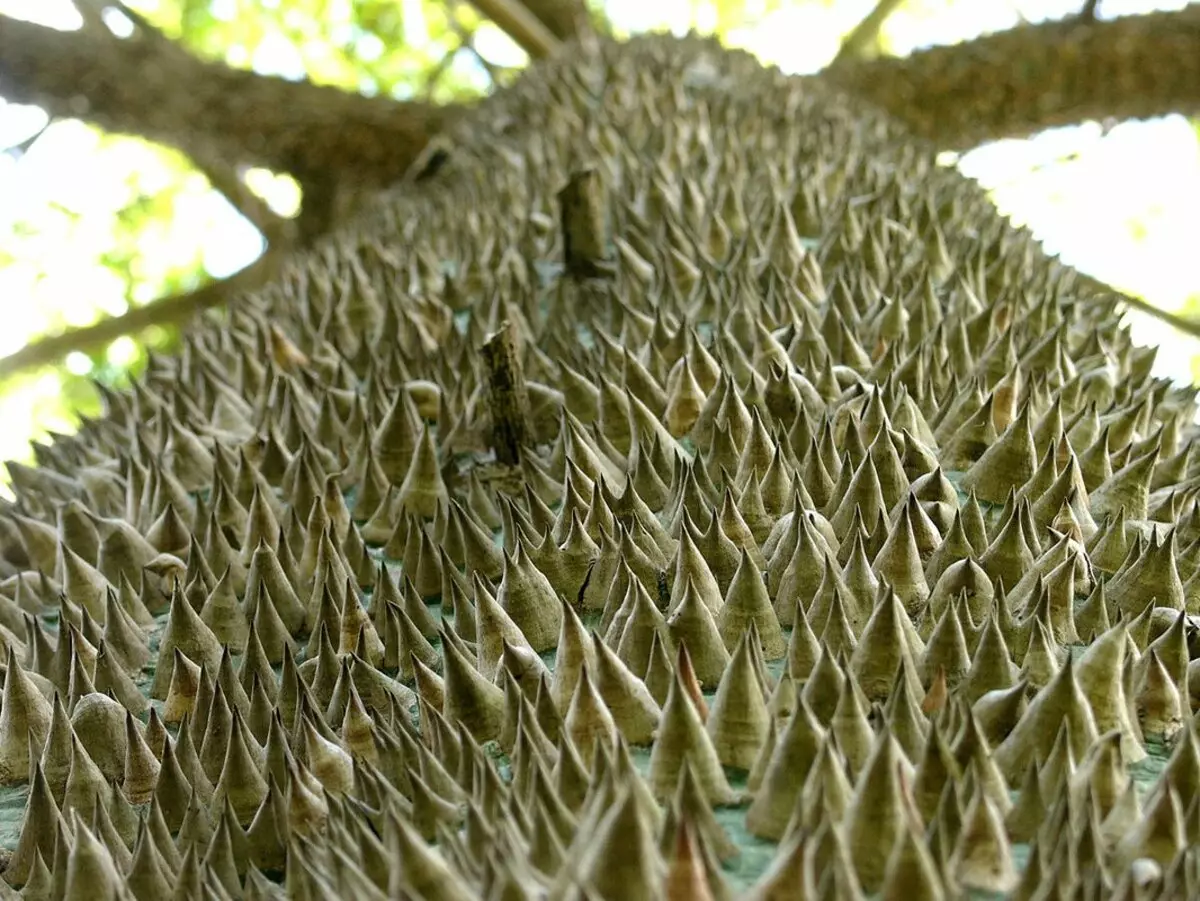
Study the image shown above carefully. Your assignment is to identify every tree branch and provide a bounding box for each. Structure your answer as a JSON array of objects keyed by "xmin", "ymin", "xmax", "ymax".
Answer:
[
  {"xmin": 72, "ymin": 0, "xmax": 108, "ymax": 31},
  {"xmin": 0, "ymin": 13, "xmax": 458, "ymax": 190},
  {"xmin": 1094, "ymin": 293, "xmax": 1200, "ymax": 342},
  {"xmin": 0, "ymin": 251, "xmax": 283, "ymax": 381},
  {"xmin": 81, "ymin": 0, "xmax": 160, "ymax": 36},
  {"xmin": 466, "ymin": 0, "xmax": 561, "ymax": 59},
  {"xmin": 831, "ymin": 0, "xmax": 906, "ymax": 66},
  {"xmin": 820, "ymin": 3, "xmax": 1200, "ymax": 149},
  {"xmin": 520, "ymin": 0, "xmax": 591, "ymax": 42}
]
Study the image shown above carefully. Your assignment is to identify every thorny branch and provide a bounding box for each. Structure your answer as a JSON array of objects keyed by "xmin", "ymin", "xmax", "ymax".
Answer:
[
  {"xmin": 422, "ymin": 27, "xmax": 476, "ymax": 99},
  {"xmin": 1100, "ymin": 294, "xmax": 1200, "ymax": 343}
]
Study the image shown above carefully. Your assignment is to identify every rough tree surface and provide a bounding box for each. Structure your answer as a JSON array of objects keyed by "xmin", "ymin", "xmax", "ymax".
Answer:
[{"xmin": 0, "ymin": 32, "xmax": 1197, "ymax": 901}]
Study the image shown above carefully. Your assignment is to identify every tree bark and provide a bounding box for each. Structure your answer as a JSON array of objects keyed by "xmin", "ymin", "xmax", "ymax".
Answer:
[
  {"xmin": 820, "ymin": 3, "xmax": 1200, "ymax": 149},
  {"xmin": 0, "ymin": 13, "xmax": 457, "ymax": 189}
]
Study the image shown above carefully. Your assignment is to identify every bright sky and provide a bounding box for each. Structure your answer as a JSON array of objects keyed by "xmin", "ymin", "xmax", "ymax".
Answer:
[{"xmin": 0, "ymin": 0, "xmax": 1199, "ymax": 466}]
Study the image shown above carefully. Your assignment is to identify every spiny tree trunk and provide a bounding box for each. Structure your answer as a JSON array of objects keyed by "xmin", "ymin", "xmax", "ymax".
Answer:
[{"xmin": 0, "ymin": 32, "xmax": 1195, "ymax": 898}]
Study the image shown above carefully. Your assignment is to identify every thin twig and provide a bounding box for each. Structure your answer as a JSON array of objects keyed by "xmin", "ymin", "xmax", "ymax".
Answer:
[
  {"xmin": 446, "ymin": 11, "xmax": 505, "ymax": 84},
  {"xmin": 1111, "ymin": 294, "xmax": 1200, "ymax": 341},
  {"xmin": 422, "ymin": 46, "xmax": 463, "ymax": 99},
  {"xmin": 0, "ymin": 251, "xmax": 283, "ymax": 381},
  {"xmin": 977, "ymin": 147, "xmax": 1089, "ymax": 193},
  {"xmin": 423, "ymin": 8, "xmax": 476, "ymax": 102},
  {"xmin": 1070, "ymin": 271, "xmax": 1200, "ymax": 341},
  {"xmin": 831, "ymin": 0, "xmax": 906, "ymax": 66}
]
